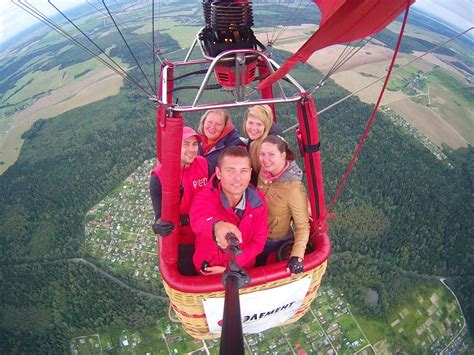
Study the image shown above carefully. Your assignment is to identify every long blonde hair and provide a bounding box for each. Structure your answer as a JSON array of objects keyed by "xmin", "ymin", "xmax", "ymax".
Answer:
[{"xmin": 243, "ymin": 105, "xmax": 274, "ymax": 173}]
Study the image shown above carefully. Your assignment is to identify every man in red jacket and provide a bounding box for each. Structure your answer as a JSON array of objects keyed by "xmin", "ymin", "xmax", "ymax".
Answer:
[
  {"xmin": 190, "ymin": 146, "xmax": 269, "ymax": 275},
  {"xmin": 150, "ymin": 126, "xmax": 209, "ymax": 276}
]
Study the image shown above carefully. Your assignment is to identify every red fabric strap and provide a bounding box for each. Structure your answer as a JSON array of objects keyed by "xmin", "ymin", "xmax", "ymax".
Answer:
[
  {"xmin": 258, "ymin": 0, "xmax": 415, "ymax": 90},
  {"xmin": 327, "ymin": 2, "xmax": 412, "ymax": 213}
]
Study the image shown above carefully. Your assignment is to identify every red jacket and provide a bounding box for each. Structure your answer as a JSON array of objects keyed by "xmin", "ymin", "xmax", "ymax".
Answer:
[
  {"xmin": 190, "ymin": 177, "xmax": 269, "ymax": 271},
  {"xmin": 152, "ymin": 156, "xmax": 209, "ymax": 244}
]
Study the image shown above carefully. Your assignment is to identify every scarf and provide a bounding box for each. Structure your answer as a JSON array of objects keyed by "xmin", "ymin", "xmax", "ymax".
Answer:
[
  {"xmin": 262, "ymin": 161, "xmax": 290, "ymax": 183},
  {"xmin": 200, "ymin": 121, "xmax": 236, "ymax": 154}
]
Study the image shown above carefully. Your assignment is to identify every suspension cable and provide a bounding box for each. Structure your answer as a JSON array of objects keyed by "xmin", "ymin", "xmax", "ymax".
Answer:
[
  {"xmin": 85, "ymin": 0, "xmax": 105, "ymax": 15},
  {"xmin": 108, "ymin": 0, "xmax": 163, "ymax": 66},
  {"xmin": 152, "ymin": 0, "xmax": 157, "ymax": 94},
  {"xmin": 14, "ymin": 0, "xmax": 153, "ymax": 97},
  {"xmin": 101, "ymin": 0, "xmax": 155, "ymax": 94},
  {"xmin": 155, "ymin": 0, "xmax": 167, "ymax": 63},
  {"xmin": 314, "ymin": 37, "xmax": 373, "ymax": 91},
  {"xmin": 268, "ymin": 0, "xmax": 285, "ymax": 44},
  {"xmin": 105, "ymin": 0, "xmax": 163, "ymax": 65},
  {"xmin": 272, "ymin": 0, "xmax": 313, "ymax": 45},
  {"xmin": 282, "ymin": 25, "xmax": 474, "ymax": 134},
  {"xmin": 325, "ymin": 37, "xmax": 373, "ymax": 80},
  {"xmin": 265, "ymin": 0, "xmax": 371, "ymax": 88},
  {"xmin": 327, "ymin": 1, "xmax": 410, "ymax": 213},
  {"xmin": 46, "ymin": 0, "xmax": 153, "ymax": 96}
]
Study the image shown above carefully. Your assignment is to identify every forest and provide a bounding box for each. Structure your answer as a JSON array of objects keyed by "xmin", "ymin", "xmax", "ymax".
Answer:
[{"xmin": 1, "ymin": 12, "xmax": 473, "ymax": 354}]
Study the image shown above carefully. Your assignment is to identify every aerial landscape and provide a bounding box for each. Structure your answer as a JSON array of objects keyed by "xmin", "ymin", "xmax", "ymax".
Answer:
[{"xmin": 0, "ymin": 0, "xmax": 473, "ymax": 354}]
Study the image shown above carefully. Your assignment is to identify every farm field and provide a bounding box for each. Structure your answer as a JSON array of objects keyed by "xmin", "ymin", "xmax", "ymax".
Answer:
[
  {"xmin": 3, "ymin": 10, "xmax": 472, "ymax": 176},
  {"xmin": 0, "ymin": 3, "xmax": 202, "ymax": 175},
  {"xmin": 0, "ymin": 66, "xmax": 124, "ymax": 174},
  {"xmin": 268, "ymin": 22, "xmax": 473, "ymax": 150},
  {"xmin": 0, "ymin": 13, "xmax": 135, "ymax": 175}
]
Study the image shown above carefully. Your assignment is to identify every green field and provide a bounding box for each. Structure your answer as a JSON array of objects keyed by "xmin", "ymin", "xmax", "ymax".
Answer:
[
  {"xmin": 429, "ymin": 67, "xmax": 473, "ymax": 106},
  {"xmin": 67, "ymin": 280, "xmax": 466, "ymax": 354},
  {"xmin": 351, "ymin": 281, "xmax": 464, "ymax": 353},
  {"xmin": 2, "ymin": 55, "xmax": 127, "ymax": 107},
  {"xmin": 385, "ymin": 62, "xmax": 473, "ymax": 144},
  {"xmin": 88, "ymin": 324, "xmax": 180, "ymax": 354},
  {"xmin": 427, "ymin": 68, "xmax": 474, "ymax": 143},
  {"xmin": 164, "ymin": 26, "xmax": 202, "ymax": 49},
  {"xmin": 387, "ymin": 76, "xmax": 407, "ymax": 91},
  {"xmin": 135, "ymin": 18, "xmax": 176, "ymax": 34},
  {"xmin": 352, "ymin": 313, "xmax": 390, "ymax": 344}
]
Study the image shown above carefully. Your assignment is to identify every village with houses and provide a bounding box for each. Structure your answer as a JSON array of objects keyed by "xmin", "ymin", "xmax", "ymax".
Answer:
[
  {"xmin": 381, "ymin": 107, "xmax": 452, "ymax": 165},
  {"xmin": 77, "ymin": 159, "xmax": 470, "ymax": 354}
]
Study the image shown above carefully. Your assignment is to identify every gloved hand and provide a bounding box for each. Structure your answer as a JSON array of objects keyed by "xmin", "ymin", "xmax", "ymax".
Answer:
[
  {"xmin": 152, "ymin": 219, "xmax": 174, "ymax": 236},
  {"xmin": 286, "ymin": 256, "xmax": 304, "ymax": 274},
  {"xmin": 180, "ymin": 214, "xmax": 190, "ymax": 226}
]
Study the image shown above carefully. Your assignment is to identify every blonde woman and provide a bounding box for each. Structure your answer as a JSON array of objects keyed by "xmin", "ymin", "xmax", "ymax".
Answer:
[
  {"xmin": 242, "ymin": 104, "xmax": 282, "ymax": 184},
  {"xmin": 197, "ymin": 109, "xmax": 243, "ymax": 173}
]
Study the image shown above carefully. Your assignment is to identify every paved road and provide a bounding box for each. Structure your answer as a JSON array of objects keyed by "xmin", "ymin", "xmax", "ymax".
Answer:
[
  {"xmin": 439, "ymin": 278, "xmax": 466, "ymax": 354},
  {"xmin": 68, "ymin": 258, "xmax": 169, "ymax": 302}
]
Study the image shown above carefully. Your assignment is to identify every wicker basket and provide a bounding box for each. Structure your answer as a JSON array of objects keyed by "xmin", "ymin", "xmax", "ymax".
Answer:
[{"xmin": 163, "ymin": 260, "xmax": 328, "ymax": 339}]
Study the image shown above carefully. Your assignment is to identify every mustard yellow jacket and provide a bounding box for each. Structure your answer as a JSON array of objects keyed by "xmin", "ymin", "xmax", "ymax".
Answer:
[{"xmin": 257, "ymin": 161, "xmax": 310, "ymax": 259}]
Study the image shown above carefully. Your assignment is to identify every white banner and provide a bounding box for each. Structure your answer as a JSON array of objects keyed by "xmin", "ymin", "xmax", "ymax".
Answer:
[{"xmin": 202, "ymin": 275, "xmax": 312, "ymax": 334}]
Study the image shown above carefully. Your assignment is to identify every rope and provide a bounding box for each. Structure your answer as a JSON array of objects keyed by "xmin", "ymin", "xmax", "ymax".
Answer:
[
  {"xmin": 255, "ymin": 0, "xmax": 313, "ymax": 48},
  {"xmin": 318, "ymin": 37, "xmax": 373, "ymax": 87},
  {"xmin": 282, "ymin": 26, "xmax": 474, "ymax": 135},
  {"xmin": 272, "ymin": 0, "xmax": 313, "ymax": 44},
  {"xmin": 47, "ymin": 0, "xmax": 153, "ymax": 96},
  {"xmin": 152, "ymin": 0, "xmax": 157, "ymax": 94},
  {"xmin": 327, "ymin": 1, "xmax": 411, "ymax": 214},
  {"xmin": 102, "ymin": 0, "xmax": 155, "ymax": 94},
  {"xmin": 108, "ymin": 0, "xmax": 163, "ymax": 65},
  {"xmin": 14, "ymin": 0, "xmax": 153, "ymax": 97}
]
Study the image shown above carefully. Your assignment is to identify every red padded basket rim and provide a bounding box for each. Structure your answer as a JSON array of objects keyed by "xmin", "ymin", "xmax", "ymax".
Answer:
[{"xmin": 159, "ymin": 231, "xmax": 331, "ymax": 293}]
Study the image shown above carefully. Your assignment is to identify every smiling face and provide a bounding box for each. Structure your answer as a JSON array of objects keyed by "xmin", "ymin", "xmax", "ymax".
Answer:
[
  {"xmin": 203, "ymin": 112, "xmax": 226, "ymax": 141},
  {"xmin": 245, "ymin": 114, "xmax": 265, "ymax": 141},
  {"xmin": 181, "ymin": 136, "xmax": 199, "ymax": 167},
  {"xmin": 259, "ymin": 141, "xmax": 287, "ymax": 176},
  {"xmin": 216, "ymin": 155, "xmax": 252, "ymax": 202}
]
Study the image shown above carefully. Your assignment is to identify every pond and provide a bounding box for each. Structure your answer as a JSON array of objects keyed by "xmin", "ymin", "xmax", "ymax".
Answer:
[{"xmin": 365, "ymin": 287, "xmax": 379, "ymax": 305}]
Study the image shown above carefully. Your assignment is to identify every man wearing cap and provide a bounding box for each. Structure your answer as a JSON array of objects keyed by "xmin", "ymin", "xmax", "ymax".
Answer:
[{"xmin": 150, "ymin": 126, "xmax": 209, "ymax": 276}]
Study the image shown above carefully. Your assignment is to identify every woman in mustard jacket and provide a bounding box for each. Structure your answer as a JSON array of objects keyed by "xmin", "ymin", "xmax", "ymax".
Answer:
[{"xmin": 257, "ymin": 135, "xmax": 310, "ymax": 274}]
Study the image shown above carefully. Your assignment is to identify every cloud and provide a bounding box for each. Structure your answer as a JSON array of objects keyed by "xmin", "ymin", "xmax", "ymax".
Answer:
[
  {"xmin": 413, "ymin": 0, "xmax": 474, "ymax": 31},
  {"xmin": 0, "ymin": 1, "xmax": 79, "ymax": 44}
]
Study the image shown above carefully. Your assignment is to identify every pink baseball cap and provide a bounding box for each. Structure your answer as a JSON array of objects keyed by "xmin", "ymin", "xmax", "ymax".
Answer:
[{"xmin": 182, "ymin": 126, "xmax": 202, "ymax": 141}]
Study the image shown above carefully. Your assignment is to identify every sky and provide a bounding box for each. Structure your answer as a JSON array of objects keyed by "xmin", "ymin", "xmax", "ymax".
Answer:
[
  {"xmin": 0, "ymin": 1, "xmax": 80, "ymax": 45},
  {"xmin": 0, "ymin": 0, "xmax": 473, "ymax": 45},
  {"xmin": 414, "ymin": 0, "xmax": 474, "ymax": 31}
]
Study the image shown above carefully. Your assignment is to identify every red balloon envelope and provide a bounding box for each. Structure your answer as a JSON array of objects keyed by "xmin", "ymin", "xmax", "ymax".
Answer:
[{"xmin": 258, "ymin": 0, "xmax": 415, "ymax": 90}]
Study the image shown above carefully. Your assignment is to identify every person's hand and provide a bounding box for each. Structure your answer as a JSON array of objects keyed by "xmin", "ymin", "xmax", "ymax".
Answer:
[
  {"xmin": 152, "ymin": 219, "xmax": 174, "ymax": 236},
  {"xmin": 200, "ymin": 265, "xmax": 226, "ymax": 275},
  {"xmin": 213, "ymin": 221, "xmax": 242, "ymax": 249},
  {"xmin": 180, "ymin": 214, "xmax": 190, "ymax": 226},
  {"xmin": 286, "ymin": 256, "xmax": 304, "ymax": 275}
]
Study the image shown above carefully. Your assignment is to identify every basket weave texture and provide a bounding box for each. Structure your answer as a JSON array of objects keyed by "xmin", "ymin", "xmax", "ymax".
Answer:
[{"xmin": 163, "ymin": 261, "xmax": 328, "ymax": 339}]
